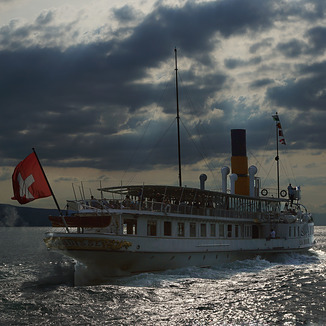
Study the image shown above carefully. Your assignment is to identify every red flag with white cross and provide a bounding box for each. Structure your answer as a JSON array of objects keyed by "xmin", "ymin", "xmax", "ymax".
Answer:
[{"xmin": 11, "ymin": 152, "xmax": 51, "ymax": 204}]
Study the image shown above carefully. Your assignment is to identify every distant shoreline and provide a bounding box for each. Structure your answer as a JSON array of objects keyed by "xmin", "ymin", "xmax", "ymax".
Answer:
[{"xmin": 0, "ymin": 204, "xmax": 56, "ymax": 227}]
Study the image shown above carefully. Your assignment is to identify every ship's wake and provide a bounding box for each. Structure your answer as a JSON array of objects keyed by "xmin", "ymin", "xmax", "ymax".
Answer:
[{"xmin": 72, "ymin": 250, "xmax": 322, "ymax": 287}]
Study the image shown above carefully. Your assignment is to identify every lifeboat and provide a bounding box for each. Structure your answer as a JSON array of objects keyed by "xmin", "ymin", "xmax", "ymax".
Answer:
[{"xmin": 49, "ymin": 214, "xmax": 111, "ymax": 228}]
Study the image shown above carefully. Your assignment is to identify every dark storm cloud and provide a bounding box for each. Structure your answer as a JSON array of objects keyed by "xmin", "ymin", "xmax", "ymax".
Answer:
[
  {"xmin": 266, "ymin": 61, "xmax": 326, "ymax": 112},
  {"xmin": 276, "ymin": 39, "xmax": 307, "ymax": 58},
  {"xmin": 1, "ymin": 0, "xmax": 326, "ymax": 172},
  {"xmin": 250, "ymin": 78, "xmax": 274, "ymax": 89},
  {"xmin": 305, "ymin": 26, "xmax": 326, "ymax": 54},
  {"xmin": 281, "ymin": 113, "xmax": 326, "ymax": 151},
  {"xmin": 265, "ymin": 60, "xmax": 326, "ymax": 151},
  {"xmin": 0, "ymin": 10, "xmax": 77, "ymax": 49},
  {"xmin": 224, "ymin": 56, "xmax": 262, "ymax": 69},
  {"xmin": 276, "ymin": 26, "xmax": 326, "ymax": 58},
  {"xmin": 112, "ymin": 5, "xmax": 140, "ymax": 22}
]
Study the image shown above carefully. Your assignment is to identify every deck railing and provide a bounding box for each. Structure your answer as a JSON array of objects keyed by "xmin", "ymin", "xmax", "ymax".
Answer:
[{"xmin": 70, "ymin": 198, "xmax": 278, "ymax": 221}]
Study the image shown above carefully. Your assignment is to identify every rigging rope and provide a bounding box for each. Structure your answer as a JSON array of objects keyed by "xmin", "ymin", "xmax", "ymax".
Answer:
[
  {"xmin": 120, "ymin": 60, "xmax": 222, "ymax": 189},
  {"xmin": 176, "ymin": 72, "xmax": 224, "ymax": 189},
  {"xmin": 125, "ymin": 117, "xmax": 176, "ymax": 185},
  {"xmin": 179, "ymin": 118, "xmax": 219, "ymax": 189},
  {"xmin": 119, "ymin": 69, "xmax": 174, "ymax": 184}
]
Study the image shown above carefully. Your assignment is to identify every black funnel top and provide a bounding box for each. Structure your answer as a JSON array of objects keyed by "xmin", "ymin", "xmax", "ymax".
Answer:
[{"xmin": 231, "ymin": 129, "xmax": 247, "ymax": 157}]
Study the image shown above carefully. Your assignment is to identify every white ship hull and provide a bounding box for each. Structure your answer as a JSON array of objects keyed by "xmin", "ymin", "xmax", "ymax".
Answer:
[{"xmin": 44, "ymin": 222, "xmax": 314, "ymax": 284}]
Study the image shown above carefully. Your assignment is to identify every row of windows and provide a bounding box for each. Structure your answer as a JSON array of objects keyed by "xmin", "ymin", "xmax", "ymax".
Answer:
[
  {"xmin": 122, "ymin": 218, "xmax": 312, "ymax": 239},
  {"xmin": 146, "ymin": 220, "xmax": 252, "ymax": 238},
  {"xmin": 289, "ymin": 225, "xmax": 313, "ymax": 237},
  {"xmin": 289, "ymin": 226, "xmax": 301, "ymax": 237},
  {"xmin": 122, "ymin": 218, "xmax": 250, "ymax": 238}
]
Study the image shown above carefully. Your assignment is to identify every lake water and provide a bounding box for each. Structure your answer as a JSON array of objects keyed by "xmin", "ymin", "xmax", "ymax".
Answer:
[{"xmin": 0, "ymin": 226, "xmax": 325, "ymax": 325}]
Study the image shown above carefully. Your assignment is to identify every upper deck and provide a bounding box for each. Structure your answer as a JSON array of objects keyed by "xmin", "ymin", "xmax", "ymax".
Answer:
[{"xmin": 64, "ymin": 184, "xmax": 309, "ymax": 223}]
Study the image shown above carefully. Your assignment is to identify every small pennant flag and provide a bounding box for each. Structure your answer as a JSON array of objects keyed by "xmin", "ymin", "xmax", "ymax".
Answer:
[{"xmin": 272, "ymin": 113, "xmax": 286, "ymax": 145}]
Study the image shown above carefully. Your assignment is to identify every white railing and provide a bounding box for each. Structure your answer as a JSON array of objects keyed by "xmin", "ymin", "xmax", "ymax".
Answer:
[{"xmin": 68, "ymin": 198, "xmax": 283, "ymax": 221}]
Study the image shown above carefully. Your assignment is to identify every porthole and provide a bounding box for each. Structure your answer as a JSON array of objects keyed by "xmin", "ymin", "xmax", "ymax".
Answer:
[{"xmin": 280, "ymin": 190, "xmax": 287, "ymax": 197}]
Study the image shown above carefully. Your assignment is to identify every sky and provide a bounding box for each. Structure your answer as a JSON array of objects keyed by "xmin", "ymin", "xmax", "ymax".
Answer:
[{"xmin": 1, "ymin": 0, "xmax": 326, "ymax": 214}]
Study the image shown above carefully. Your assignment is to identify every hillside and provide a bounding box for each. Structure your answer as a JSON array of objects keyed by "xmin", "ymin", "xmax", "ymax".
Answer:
[{"xmin": 0, "ymin": 204, "xmax": 58, "ymax": 226}]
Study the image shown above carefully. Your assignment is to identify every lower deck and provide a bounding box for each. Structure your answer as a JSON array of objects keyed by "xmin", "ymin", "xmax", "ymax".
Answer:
[
  {"xmin": 89, "ymin": 211, "xmax": 314, "ymax": 244},
  {"xmin": 45, "ymin": 220, "xmax": 315, "ymax": 255}
]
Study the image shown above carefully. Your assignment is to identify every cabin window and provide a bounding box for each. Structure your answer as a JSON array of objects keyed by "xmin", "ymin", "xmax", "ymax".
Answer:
[
  {"xmin": 294, "ymin": 226, "xmax": 296, "ymax": 237},
  {"xmin": 235, "ymin": 225, "xmax": 239, "ymax": 238},
  {"xmin": 289, "ymin": 226, "xmax": 291, "ymax": 237},
  {"xmin": 164, "ymin": 221, "xmax": 172, "ymax": 236},
  {"xmin": 178, "ymin": 222, "xmax": 185, "ymax": 237},
  {"xmin": 147, "ymin": 221, "xmax": 157, "ymax": 236},
  {"xmin": 298, "ymin": 226, "xmax": 300, "ymax": 237},
  {"xmin": 123, "ymin": 218, "xmax": 137, "ymax": 235},
  {"xmin": 252, "ymin": 225, "xmax": 259, "ymax": 239},
  {"xmin": 190, "ymin": 223, "xmax": 196, "ymax": 237},
  {"xmin": 227, "ymin": 224, "xmax": 232, "ymax": 238},
  {"xmin": 244, "ymin": 225, "xmax": 252, "ymax": 238},
  {"xmin": 200, "ymin": 224, "xmax": 206, "ymax": 237},
  {"xmin": 210, "ymin": 224, "xmax": 216, "ymax": 237},
  {"xmin": 219, "ymin": 224, "xmax": 224, "ymax": 237}
]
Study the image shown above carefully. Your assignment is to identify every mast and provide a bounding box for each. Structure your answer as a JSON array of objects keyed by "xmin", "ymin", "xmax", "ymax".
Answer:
[
  {"xmin": 175, "ymin": 48, "xmax": 182, "ymax": 187},
  {"xmin": 274, "ymin": 112, "xmax": 280, "ymax": 198}
]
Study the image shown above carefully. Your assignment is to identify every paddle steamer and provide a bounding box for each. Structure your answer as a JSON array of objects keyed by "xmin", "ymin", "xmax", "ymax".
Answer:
[
  {"xmin": 44, "ymin": 129, "xmax": 314, "ymax": 279},
  {"xmin": 44, "ymin": 50, "xmax": 314, "ymax": 280}
]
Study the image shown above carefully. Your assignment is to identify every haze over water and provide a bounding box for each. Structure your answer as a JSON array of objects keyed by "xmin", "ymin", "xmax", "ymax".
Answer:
[{"xmin": 0, "ymin": 226, "xmax": 325, "ymax": 325}]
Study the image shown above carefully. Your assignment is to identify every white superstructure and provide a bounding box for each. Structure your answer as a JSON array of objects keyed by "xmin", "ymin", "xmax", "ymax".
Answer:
[{"xmin": 44, "ymin": 183, "xmax": 315, "ymax": 281}]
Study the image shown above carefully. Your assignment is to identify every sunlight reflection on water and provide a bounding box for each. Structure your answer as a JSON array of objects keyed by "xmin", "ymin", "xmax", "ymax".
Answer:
[{"xmin": 0, "ymin": 227, "xmax": 325, "ymax": 325}]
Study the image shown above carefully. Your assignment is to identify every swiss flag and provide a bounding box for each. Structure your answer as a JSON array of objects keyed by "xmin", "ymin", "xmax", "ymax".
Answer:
[{"xmin": 12, "ymin": 152, "xmax": 52, "ymax": 204}]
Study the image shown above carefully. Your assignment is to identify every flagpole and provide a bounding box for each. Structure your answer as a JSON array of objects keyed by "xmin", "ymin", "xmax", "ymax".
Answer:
[
  {"xmin": 274, "ymin": 112, "xmax": 280, "ymax": 198},
  {"xmin": 32, "ymin": 148, "xmax": 70, "ymax": 233}
]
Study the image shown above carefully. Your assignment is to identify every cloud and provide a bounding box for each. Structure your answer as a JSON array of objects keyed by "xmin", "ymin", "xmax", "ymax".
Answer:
[
  {"xmin": 0, "ymin": 168, "xmax": 11, "ymax": 181},
  {"xmin": 249, "ymin": 38, "xmax": 274, "ymax": 53},
  {"xmin": 112, "ymin": 5, "xmax": 141, "ymax": 23},
  {"xmin": 224, "ymin": 56, "xmax": 262, "ymax": 69},
  {"xmin": 266, "ymin": 62, "xmax": 326, "ymax": 113},
  {"xmin": 35, "ymin": 10, "xmax": 55, "ymax": 25},
  {"xmin": 250, "ymin": 78, "xmax": 274, "ymax": 89},
  {"xmin": 305, "ymin": 26, "xmax": 326, "ymax": 54},
  {"xmin": 276, "ymin": 39, "xmax": 307, "ymax": 58},
  {"xmin": 1, "ymin": 0, "xmax": 326, "ymax": 177}
]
